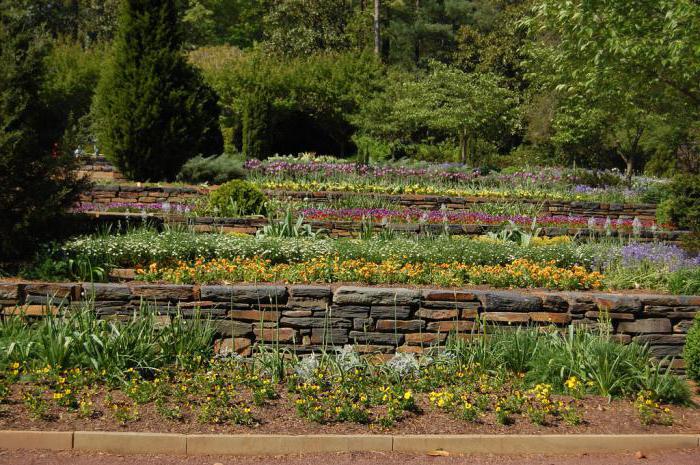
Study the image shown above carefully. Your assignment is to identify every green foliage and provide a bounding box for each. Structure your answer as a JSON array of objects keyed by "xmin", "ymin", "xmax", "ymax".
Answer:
[
  {"xmin": 263, "ymin": 0, "xmax": 355, "ymax": 56},
  {"xmin": 684, "ymin": 315, "xmax": 700, "ymax": 382},
  {"xmin": 192, "ymin": 47, "xmax": 384, "ymax": 158},
  {"xmin": 177, "ymin": 152, "xmax": 246, "ymax": 184},
  {"xmin": 183, "ymin": 0, "xmax": 267, "ymax": 48},
  {"xmin": 242, "ymin": 87, "xmax": 271, "ymax": 160},
  {"xmin": 55, "ymin": 227, "xmax": 613, "ymax": 271},
  {"xmin": 657, "ymin": 175, "xmax": 700, "ymax": 232},
  {"xmin": 208, "ymin": 180, "xmax": 267, "ymax": 216},
  {"xmin": 354, "ymin": 62, "xmax": 518, "ymax": 163},
  {"xmin": 42, "ymin": 39, "xmax": 107, "ymax": 150},
  {"xmin": 523, "ymin": 0, "xmax": 700, "ymax": 178},
  {"xmin": 0, "ymin": 3, "xmax": 89, "ymax": 259},
  {"xmin": 92, "ymin": 0, "xmax": 223, "ymax": 181},
  {"xmin": 0, "ymin": 304, "xmax": 215, "ymax": 377}
]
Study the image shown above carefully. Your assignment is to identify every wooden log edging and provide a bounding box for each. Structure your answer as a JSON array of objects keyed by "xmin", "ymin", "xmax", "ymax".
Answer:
[
  {"xmin": 1, "ymin": 283, "xmax": 697, "ymax": 369},
  {"xmin": 0, "ymin": 430, "xmax": 697, "ymax": 455}
]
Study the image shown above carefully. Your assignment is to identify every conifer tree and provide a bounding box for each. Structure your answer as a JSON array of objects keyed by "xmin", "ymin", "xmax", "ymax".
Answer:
[
  {"xmin": 93, "ymin": 0, "xmax": 223, "ymax": 181},
  {"xmin": 0, "ymin": 2, "xmax": 88, "ymax": 260}
]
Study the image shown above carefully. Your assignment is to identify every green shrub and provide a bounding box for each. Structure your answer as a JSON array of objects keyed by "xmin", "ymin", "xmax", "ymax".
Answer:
[
  {"xmin": 208, "ymin": 180, "xmax": 267, "ymax": 216},
  {"xmin": 0, "ymin": 6, "xmax": 89, "ymax": 259},
  {"xmin": 92, "ymin": 0, "xmax": 223, "ymax": 181},
  {"xmin": 684, "ymin": 315, "xmax": 700, "ymax": 382},
  {"xmin": 569, "ymin": 169, "xmax": 623, "ymax": 188},
  {"xmin": 656, "ymin": 174, "xmax": 700, "ymax": 232},
  {"xmin": 177, "ymin": 152, "xmax": 246, "ymax": 184},
  {"xmin": 42, "ymin": 39, "xmax": 106, "ymax": 146}
]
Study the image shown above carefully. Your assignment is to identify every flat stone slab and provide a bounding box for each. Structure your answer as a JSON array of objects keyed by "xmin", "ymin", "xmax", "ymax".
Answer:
[
  {"xmin": 334, "ymin": 287, "xmax": 420, "ymax": 306},
  {"xmin": 201, "ymin": 285, "xmax": 287, "ymax": 303}
]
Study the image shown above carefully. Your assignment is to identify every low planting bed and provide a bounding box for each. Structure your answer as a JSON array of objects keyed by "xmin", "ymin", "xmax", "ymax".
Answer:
[
  {"xmin": 70, "ymin": 210, "xmax": 687, "ymax": 243},
  {"xmin": 0, "ymin": 294, "xmax": 698, "ymax": 436}
]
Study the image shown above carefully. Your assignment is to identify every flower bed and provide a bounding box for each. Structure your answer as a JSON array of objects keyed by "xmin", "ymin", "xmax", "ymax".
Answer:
[
  {"xmin": 136, "ymin": 257, "xmax": 604, "ymax": 290},
  {"xmin": 246, "ymin": 159, "xmax": 659, "ymax": 204},
  {"xmin": 0, "ymin": 304, "xmax": 696, "ymax": 434},
  {"xmin": 297, "ymin": 207, "xmax": 661, "ymax": 232},
  {"xmin": 34, "ymin": 229, "xmax": 697, "ymax": 294}
]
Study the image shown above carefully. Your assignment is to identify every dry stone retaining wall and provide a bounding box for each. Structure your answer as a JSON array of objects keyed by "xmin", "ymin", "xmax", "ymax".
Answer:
[
  {"xmin": 1, "ymin": 282, "xmax": 696, "ymax": 369},
  {"xmin": 80, "ymin": 185, "xmax": 659, "ymax": 221},
  {"xmin": 74, "ymin": 211, "xmax": 686, "ymax": 243}
]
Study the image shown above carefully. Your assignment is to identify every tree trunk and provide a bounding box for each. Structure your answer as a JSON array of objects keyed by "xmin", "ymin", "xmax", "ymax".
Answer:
[
  {"xmin": 414, "ymin": 0, "xmax": 420, "ymax": 64},
  {"xmin": 373, "ymin": 0, "xmax": 381, "ymax": 58},
  {"xmin": 459, "ymin": 131, "xmax": 467, "ymax": 164},
  {"xmin": 619, "ymin": 126, "xmax": 644, "ymax": 185}
]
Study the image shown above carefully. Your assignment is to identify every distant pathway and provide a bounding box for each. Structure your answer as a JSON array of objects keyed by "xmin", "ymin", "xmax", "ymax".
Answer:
[{"xmin": 3, "ymin": 449, "xmax": 699, "ymax": 465}]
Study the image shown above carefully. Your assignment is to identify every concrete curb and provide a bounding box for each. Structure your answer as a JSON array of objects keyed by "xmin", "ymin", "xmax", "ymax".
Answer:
[{"xmin": 0, "ymin": 431, "xmax": 698, "ymax": 456}]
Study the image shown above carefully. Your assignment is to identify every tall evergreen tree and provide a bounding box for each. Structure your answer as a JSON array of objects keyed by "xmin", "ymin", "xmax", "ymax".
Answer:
[
  {"xmin": 0, "ymin": 2, "xmax": 88, "ymax": 260},
  {"xmin": 93, "ymin": 0, "xmax": 223, "ymax": 181}
]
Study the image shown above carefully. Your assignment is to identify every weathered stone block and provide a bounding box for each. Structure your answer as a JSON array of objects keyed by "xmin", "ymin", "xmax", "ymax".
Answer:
[
  {"xmin": 82, "ymin": 283, "xmax": 132, "ymax": 301},
  {"xmin": 255, "ymin": 327, "xmax": 296, "ymax": 343},
  {"xmin": 617, "ymin": 318, "xmax": 672, "ymax": 334},
  {"xmin": 533, "ymin": 292, "xmax": 570, "ymax": 312},
  {"xmin": 584, "ymin": 311, "xmax": 635, "ymax": 321},
  {"xmin": 529, "ymin": 312, "xmax": 572, "ymax": 324},
  {"xmin": 397, "ymin": 345, "xmax": 424, "ymax": 353},
  {"xmin": 200, "ymin": 285, "xmax": 287, "ymax": 303},
  {"xmin": 673, "ymin": 320, "xmax": 694, "ymax": 333},
  {"xmin": 25, "ymin": 283, "xmax": 79, "ymax": 300},
  {"xmin": 0, "ymin": 283, "xmax": 21, "ymax": 301},
  {"xmin": 475, "ymin": 291, "xmax": 541, "ymax": 312},
  {"xmin": 129, "ymin": 284, "xmax": 194, "ymax": 302},
  {"xmin": 329, "ymin": 305, "xmax": 370, "ymax": 318},
  {"xmin": 311, "ymin": 328, "xmax": 349, "ymax": 344},
  {"xmin": 353, "ymin": 318, "xmax": 373, "ymax": 330},
  {"xmin": 405, "ymin": 332, "xmax": 447, "ymax": 345},
  {"xmin": 375, "ymin": 320, "xmax": 425, "ymax": 331},
  {"xmin": 334, "ymin": 287, "xmax": 420, "ymax": 306},
  {"xmin": 481, "ymin": 312, "xmax": 530, "ymax": 323},
  {"xmin": 419, "ymin": 301, "xmax": 480, "ymax": 310},
  {"xmin": 211, "ymin": 320, "xmax": 253, "ymax": 337},
  {"xmin": 279, "ymin": 317, "xmax": 351, "ymax": 328},
  {"xmin": 228, "ymin": 310, "xmax": 280, "ymax": 322},
  {"xmin": 289, "ymin": 285, "xmax": 332, "ymax": 299},
  {"xmin": 349, "ymin": 331, "xmax": 404, "ymax": 346},
  {"xmin": 416, "ymin": 308, "xmax": 459, "ymax": 320},
  {"xmin": 287, "ymin": 299, "xmax": 329, "ymax": 311},
  {"xmin": 649, "ymin": 345, "xmax": 683, "ymax": 357},
  {"xmin": 422, "ymin": 290, "xmax": 477, "ymax": 302},
  {"xmin": 590, "ymin": 294, "xmax": 642, "ymax": 313},
  {"xmin": 370, "ymin": 306, "xmax": 412, "ymax": 319},
  {"xmin": 426, "ymin": 320, "xmax": 476, "ymax": 332},
  {"xmin": 283, "ymin": 310, "xmax": 313, "ymax": 317},
  {"xmin": 633, "ymin": 334, "xmax": 686, "ymax": 345}
]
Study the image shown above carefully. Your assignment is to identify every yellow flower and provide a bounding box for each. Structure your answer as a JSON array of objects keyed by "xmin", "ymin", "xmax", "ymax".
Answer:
[{"xmin": 403, "ymin": 391, "xmax": 413, "ymax": 400}]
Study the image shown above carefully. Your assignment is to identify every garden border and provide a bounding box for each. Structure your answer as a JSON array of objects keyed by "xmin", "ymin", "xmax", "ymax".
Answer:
[{"xmin": 0, "ymin": 430, "xmax": 698, "ymax": 456}]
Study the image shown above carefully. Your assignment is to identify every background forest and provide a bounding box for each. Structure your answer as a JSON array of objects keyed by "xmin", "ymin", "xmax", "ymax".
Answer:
[{"xmin": 25, "ymin": 0, "xmax": 700, "ymax": 175}]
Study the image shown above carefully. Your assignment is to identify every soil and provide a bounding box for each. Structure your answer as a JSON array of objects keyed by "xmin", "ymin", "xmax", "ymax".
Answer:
[
  {"xmin": 2, "ymin": 449, "xmax": 700, "ymax": 465},
  {"xmin": 1, "ymin": 388, "xmax": 698, "ymax": 436}
]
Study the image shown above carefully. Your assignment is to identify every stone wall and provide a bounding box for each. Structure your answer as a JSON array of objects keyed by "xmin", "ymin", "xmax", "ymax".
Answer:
[
  {"xmin": 81, "ymin": 185, "xmax": 659, "ymax": 221},
  {"xmin": 76, "ymin": 211, "xmax": 687, "ymax": 243},
  {"xmin": 1, "ymin": 282, "xmax": 696, "ymax": 368},
  {"xmin": 275, "ymin": 191, "xmax": 659, "ymax": 221}
]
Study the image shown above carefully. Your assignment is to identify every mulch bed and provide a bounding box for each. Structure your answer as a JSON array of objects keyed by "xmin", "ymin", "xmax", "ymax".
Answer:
[{"xmin": 1, "ymin": 388, "xmax": 698, "ymax": 436}]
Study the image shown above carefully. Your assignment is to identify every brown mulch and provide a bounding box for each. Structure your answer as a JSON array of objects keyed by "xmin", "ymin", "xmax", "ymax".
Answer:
[{"xmin": 1, "ymin": 388, "xmax": 698, "ymax": 436}]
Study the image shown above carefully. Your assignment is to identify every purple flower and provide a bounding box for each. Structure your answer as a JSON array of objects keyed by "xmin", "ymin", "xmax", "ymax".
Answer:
[{"xmin": 620, "ymin": 243, "xmax": 700, "ymax": 271}]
